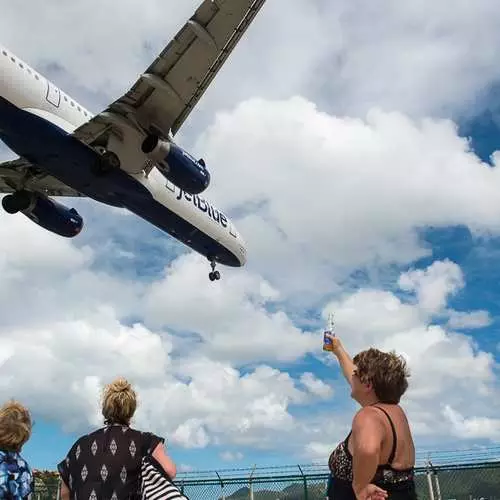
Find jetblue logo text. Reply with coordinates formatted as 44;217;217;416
176;189;228;228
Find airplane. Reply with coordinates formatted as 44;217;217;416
0;0;266;281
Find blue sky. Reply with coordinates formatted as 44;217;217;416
2;0;500;476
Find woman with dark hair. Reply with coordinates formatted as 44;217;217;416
325;334;417;500
57;377;177;500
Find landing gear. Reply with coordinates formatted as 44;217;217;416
208;258;221;281
91;150;121;176
2;190;32;214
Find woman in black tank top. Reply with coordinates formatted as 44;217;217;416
324;335;417;500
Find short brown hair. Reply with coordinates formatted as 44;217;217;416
353;348;410;404
0;400;32;452
102;377;137;425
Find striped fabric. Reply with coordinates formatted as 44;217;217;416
140;455;189;500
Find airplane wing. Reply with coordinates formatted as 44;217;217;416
0;158;84;197
72;0;266;158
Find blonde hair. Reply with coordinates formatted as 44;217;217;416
102;377;137;425
0;400;32;452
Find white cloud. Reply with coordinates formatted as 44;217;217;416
447;310;492;330
192;98;500;299
442;406;500;441
303;442;334;463
0;209;93;275
143;253;318;364
398;260;464;315
308;0;500;118
299;373;334;400
219;451;244;462
171;419;210;449
130;359;317;450
0;303;321;450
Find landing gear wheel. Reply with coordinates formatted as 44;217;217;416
2;191;32;214
91;150;121;176
208;258;221;281
209;271;221;281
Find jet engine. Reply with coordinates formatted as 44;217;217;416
141;135;210;194
2;191;83;238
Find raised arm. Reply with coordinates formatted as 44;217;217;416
325;333;355;387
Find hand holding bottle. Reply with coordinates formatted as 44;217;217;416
323;332;342;355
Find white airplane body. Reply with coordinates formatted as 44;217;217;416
0;0;266;280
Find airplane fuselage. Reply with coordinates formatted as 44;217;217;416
0;44;247;270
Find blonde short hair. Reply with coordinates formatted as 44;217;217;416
102;378;137;425
0;400;32;452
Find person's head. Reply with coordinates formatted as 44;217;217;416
0;400;32;453
102;377;137;426
351;348;409;406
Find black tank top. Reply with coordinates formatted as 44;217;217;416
328;405;417;500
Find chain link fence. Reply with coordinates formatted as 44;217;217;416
177;466;330;500
32;460;500;500
425;462;500;500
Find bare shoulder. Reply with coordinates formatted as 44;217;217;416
352;406;385;429
353;405;387;419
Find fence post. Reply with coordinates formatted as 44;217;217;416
216;471;225;500
426;461;435;500
298;465;308;500
249;464;256;500
429;462;442;500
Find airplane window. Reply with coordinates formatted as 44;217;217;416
35;75;39;80
19;63;23;68
64;96;68;101
27;69;31;74
77;106;81;112
84;111;88;116
10;57;15;63
2;50;7;56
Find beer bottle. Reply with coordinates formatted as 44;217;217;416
323;313;335;352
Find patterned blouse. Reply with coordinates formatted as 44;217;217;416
327;405;416;500
57;425;163;500
0;450;33;500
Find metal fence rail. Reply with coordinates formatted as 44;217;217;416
32;460;500;500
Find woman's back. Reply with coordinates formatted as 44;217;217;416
329;405;417;500
0;450;33;500
58;424;163;500
347;403;415;471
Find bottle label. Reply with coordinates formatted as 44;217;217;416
323;331;333;351
323;313;335;351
